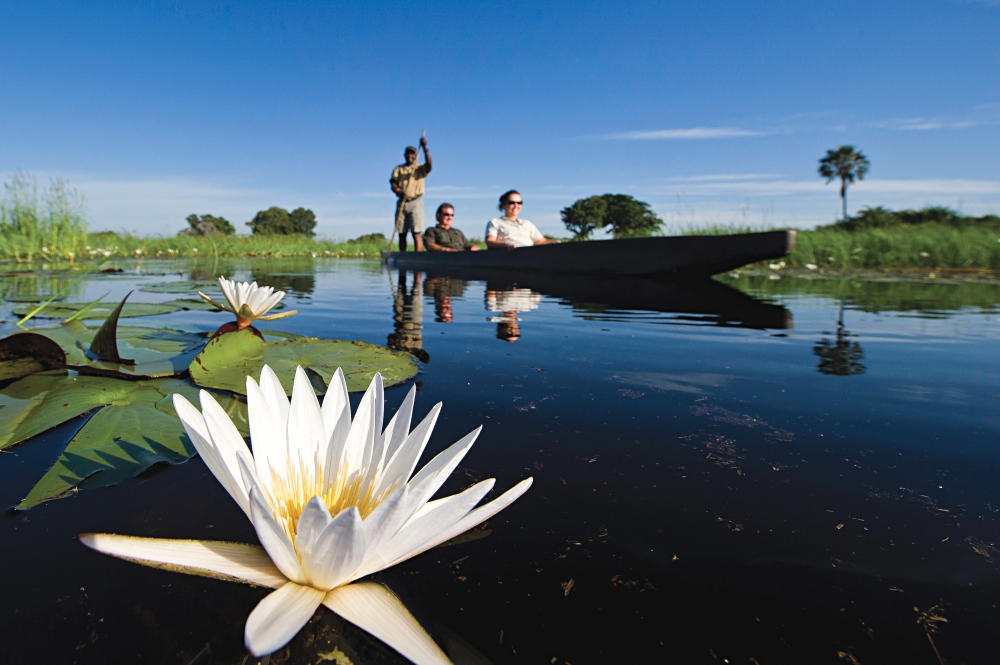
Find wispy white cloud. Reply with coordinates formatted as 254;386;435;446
601;127;768;140
868;117;977;131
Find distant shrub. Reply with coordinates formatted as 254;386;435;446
837;206;1000;231
348;233;387;244
246;207;317;236
181;214;235;236
560;194;663;239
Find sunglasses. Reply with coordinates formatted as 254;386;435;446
440;213;454;218
506;200;523;206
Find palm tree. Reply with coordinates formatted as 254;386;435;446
819;146;870;221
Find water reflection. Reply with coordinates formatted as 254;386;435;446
249;269;316;297
424;276;468;323
485;286;542;343
388;270;429;362
417;267;792;330
813;302;866;375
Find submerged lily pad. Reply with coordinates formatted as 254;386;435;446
11;302;181;320
0;371;249;509
140;281;220;294
189;328;418;395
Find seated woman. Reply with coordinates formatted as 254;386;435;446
423;203;480;252
485;190;561;249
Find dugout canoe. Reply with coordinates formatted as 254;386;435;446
386;230;795;277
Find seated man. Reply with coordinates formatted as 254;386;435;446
423;203;480;252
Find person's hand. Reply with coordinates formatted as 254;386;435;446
419;136;428;149
470;245;480;251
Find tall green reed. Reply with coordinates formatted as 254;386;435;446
0;172;89;262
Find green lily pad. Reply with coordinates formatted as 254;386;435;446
0;371;249;509
12;302;181;319
33;322;208;379
189;328;419;395
161;298;285;312
140;281;220;294
0;333;67;382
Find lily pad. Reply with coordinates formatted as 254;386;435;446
140;281;220;294
0;371;248;509
0;333;66;382
12;302;181;320
189;328;419;395
33;321;208;379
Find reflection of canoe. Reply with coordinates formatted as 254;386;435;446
412;266;793;329
388;230;795;277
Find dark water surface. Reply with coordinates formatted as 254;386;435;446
2;260;999;664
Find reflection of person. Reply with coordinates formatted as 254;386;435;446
388;271;429;362
485;190;560;250
389;137;432;252
485;286;542;343
423;203;480;252
424;275;467;323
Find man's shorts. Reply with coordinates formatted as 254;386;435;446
394;197;424;234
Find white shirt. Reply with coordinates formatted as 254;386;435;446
486;288;542;314
485;217;545;248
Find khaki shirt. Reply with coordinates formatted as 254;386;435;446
391;162;430;199
424;226;472;250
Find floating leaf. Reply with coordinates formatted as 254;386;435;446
13;301;179;320
189;328;418;395
90;291;134;363
32;322;208;379
140;281;220;294
0;371;248;509
61;292;110;324
0;333;67;382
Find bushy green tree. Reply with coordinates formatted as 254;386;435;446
289;207;317;237
560;196;608;240
560;194;662;239
819;146;870;221
246;206;317;236
183;214;235;236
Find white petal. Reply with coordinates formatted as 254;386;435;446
360;374;386;493
200;391;253;503
260;364;291;423
323;582;452;665
341;378;377;478
294;496;333;574
250;489;306;584
373;403;442;501
307;507;366;590
245;582;325;656
287;367;326;465
245;376;286;487
358;479;494;578
386;477;533;569
404;426;481;513
258;290;285;316
173;394;251;517
219;276;238;311
79;533;286;588
381;385;416;466
360;485;411;557
321;368;351;471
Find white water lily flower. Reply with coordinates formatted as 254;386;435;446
198;276;298;329
80;366;532;663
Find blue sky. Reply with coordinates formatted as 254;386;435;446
1;0;998;238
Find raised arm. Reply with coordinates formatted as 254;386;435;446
420;136;432;174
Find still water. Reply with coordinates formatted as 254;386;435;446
1;260;998;664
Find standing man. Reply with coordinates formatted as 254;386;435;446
390;137;432;252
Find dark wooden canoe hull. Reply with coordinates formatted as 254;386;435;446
387;230;795;277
